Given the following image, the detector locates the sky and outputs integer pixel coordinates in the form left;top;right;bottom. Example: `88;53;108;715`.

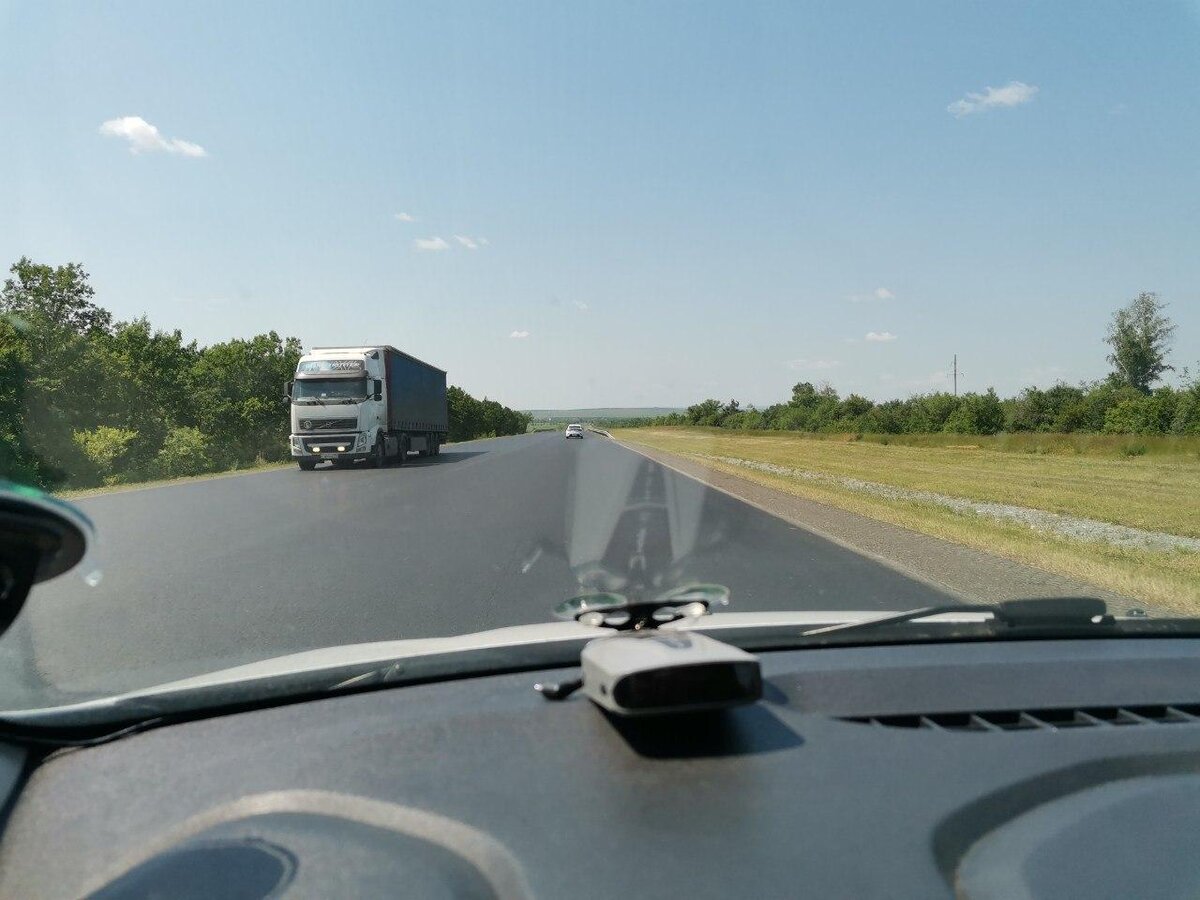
3;0;1199;409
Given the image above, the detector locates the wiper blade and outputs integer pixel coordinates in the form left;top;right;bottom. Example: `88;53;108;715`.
798;597;1114;641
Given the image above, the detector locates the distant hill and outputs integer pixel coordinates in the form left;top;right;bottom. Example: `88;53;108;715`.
526;407;682;421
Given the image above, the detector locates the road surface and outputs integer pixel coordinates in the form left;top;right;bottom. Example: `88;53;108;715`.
1;433;955;703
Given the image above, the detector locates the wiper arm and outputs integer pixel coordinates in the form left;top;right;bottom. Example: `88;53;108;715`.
798;597;1114;641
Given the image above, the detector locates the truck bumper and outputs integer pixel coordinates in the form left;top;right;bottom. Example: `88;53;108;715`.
290;433;370;460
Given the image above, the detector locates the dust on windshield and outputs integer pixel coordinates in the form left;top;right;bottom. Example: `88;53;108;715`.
0;2;1197;710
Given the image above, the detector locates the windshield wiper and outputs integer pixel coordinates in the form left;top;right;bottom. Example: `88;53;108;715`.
797;597;1115;642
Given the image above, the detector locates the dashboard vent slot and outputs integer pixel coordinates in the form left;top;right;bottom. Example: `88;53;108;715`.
841;704;1200;732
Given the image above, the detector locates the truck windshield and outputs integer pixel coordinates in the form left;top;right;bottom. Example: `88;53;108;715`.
294;379;367;401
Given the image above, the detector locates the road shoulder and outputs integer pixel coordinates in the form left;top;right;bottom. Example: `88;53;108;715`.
617;440;1141;610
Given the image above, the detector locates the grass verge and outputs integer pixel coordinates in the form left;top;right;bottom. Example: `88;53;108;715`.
55;434;514;500
56;460;295;500
614;428;1200;615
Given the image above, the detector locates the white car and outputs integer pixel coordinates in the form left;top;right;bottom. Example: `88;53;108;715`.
564;423;584;439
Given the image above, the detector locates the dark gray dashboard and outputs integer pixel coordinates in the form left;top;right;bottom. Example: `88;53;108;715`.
4;638;1200;898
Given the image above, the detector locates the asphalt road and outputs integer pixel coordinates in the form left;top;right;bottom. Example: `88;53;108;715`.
1;432;955;702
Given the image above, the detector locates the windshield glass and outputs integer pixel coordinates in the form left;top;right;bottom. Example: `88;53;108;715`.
1;2;1197;718
294;378;367;401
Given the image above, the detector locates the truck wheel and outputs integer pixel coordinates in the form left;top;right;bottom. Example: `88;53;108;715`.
373;437;386;468
395;436;407;466
298;459;317;471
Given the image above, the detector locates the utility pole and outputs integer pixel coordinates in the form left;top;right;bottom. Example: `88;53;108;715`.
952;354;959;396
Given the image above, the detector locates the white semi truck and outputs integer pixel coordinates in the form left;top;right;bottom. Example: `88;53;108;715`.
286;346;448;470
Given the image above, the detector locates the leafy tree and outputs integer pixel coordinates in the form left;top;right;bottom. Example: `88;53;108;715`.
447;385;528;441
686;399;723;426
860;400;907;434
447;385;480;441
1;258;112;341
92;318;200;472
0;318;42;484
837;394;874;420
1172;369;1200;435
72;426;137;483
790;382;819;407
943;390;1005;435
906;393;959;433
192;331;303;465
1105;292;1175;393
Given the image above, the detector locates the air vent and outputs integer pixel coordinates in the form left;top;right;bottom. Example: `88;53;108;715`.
841;704;1200;733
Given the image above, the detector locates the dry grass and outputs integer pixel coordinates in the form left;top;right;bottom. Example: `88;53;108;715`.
617;428;1200;537
615;427;1200;614
754;429;1200;459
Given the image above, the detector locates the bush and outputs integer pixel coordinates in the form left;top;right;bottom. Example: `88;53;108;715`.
72;426;137;482
1171;372;1200;435
942;390;1005;435
153;427;214;478
1102;390;1175;435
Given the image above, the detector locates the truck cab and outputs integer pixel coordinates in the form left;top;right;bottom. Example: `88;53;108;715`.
287;346;447;470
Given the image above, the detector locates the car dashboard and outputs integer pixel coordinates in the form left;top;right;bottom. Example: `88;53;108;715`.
2;637;1200;898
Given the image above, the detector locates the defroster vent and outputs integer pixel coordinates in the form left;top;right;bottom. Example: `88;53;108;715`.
841;704;1200;732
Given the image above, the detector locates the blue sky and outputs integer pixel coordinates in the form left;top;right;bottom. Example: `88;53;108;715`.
3;1;1199;408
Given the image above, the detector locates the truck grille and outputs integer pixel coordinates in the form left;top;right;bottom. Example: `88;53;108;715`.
297;418;357;431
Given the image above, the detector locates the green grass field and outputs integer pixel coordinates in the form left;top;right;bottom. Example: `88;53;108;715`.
614;427;1200;614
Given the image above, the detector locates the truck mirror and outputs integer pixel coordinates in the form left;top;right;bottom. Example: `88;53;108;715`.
373;379;383;401
284;380;294;402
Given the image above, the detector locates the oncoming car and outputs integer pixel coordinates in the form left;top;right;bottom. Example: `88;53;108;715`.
565;423;584;439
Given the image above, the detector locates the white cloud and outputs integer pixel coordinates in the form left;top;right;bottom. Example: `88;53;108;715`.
413;236;450;252
572;300;589;311
394;212;417;222
453;235;479;250
99;116;207;157
479;237;490;246
510;330;530;339
947;81;1039;118
865;331;898;342
786;358;842;371
848;287;896;303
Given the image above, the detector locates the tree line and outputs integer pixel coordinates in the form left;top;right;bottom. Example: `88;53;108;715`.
0;258;530;489
609;293;1200;436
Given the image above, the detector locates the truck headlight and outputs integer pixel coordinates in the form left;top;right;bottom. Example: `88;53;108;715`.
355;433;369;450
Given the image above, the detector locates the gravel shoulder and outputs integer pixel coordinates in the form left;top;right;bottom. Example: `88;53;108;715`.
618;439;1146;612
